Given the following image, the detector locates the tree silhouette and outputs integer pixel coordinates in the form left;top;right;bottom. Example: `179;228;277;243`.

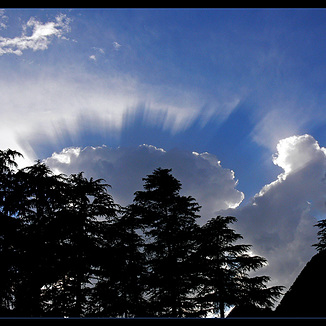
0;151;285;318
11;161;69;316
91;207;146;317
130;168;201;317
313;219;326;253
45;172;117;317
0;149;23;314
197;216;284;318
0;155;118;317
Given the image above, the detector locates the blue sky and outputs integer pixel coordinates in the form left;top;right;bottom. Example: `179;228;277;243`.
2;8;326;292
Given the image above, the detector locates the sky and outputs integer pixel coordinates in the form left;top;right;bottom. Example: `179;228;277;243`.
2;7;326;297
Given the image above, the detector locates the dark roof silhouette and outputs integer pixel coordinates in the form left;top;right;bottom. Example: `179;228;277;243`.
228;305;273;318
275;250;326;317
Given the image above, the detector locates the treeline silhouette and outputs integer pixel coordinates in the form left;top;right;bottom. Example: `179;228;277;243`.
0;149;284;318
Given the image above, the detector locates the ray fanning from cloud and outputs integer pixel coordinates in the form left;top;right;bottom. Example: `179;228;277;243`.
0;69;241;165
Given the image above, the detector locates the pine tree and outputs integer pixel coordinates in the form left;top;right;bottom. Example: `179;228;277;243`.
0;149;23;314
313;219;326;253
131;168;201;317
45;172;117;317
92;207;147;317
197;216;283;318
11;161;68;316
5;164;118;317
0;150;286;318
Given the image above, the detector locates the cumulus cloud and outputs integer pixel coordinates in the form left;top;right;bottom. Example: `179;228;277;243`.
43;134;326;299
44;144;244;220
222;134;326;291
272;134;326;176
0;13;71;56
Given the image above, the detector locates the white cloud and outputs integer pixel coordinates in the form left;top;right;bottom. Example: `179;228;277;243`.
272;134;326;176
222;134;326;292
0;13;71;56
50;147;81;164
44;144;244;219
112;41;121;50
89;54;96;61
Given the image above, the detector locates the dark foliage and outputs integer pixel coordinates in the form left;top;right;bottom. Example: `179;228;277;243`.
196;215;283;318
0;150;283;318
130;168;201;317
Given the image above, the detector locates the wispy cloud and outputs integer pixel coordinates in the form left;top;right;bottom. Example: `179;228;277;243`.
0;13;71;56
250;103;318;152
89;47;105;62
112;41;121;50
0;66;240;164
92;46;105;54
0;9;8;30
